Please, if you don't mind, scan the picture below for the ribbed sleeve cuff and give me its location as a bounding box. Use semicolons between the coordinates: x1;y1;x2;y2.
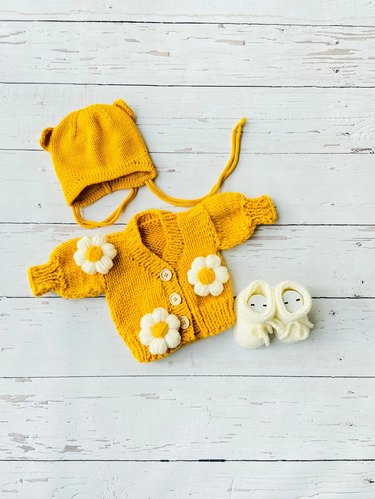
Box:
243;195;277;226
28;260;64;297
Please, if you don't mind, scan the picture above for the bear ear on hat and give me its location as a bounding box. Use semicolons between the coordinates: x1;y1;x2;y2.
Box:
113;99;136;121
40;127;54;151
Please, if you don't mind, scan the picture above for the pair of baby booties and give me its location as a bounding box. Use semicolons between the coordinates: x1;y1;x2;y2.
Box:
234;280;314;349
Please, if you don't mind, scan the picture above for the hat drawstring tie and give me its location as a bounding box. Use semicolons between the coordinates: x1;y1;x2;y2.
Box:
145;117;246;208
72;187;138;229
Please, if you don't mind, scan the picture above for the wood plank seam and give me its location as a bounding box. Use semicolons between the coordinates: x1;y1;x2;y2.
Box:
3;20;375;29
1;458;375;462
2;82;375;89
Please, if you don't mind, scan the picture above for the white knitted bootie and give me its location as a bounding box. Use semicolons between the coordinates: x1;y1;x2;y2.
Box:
234;280;276;349
271;281;314;344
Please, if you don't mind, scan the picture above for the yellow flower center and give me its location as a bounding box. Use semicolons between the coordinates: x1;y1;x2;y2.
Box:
151;321;169;338
198;267;216;285
86;245;103;262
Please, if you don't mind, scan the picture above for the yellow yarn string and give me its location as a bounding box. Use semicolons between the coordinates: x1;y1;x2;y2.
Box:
145;117;246;207
72;187;139;229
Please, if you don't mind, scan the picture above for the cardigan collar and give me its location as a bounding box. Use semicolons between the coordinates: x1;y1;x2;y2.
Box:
126;209;185;276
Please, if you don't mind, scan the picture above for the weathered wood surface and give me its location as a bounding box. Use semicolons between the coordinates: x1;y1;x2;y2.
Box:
2;23;375;86
1;461;375;499
2;85;374;154
2;151;375;225
2;0;375;26
1;1;374;496
1;376;374;460
3;224;373;297
1;297;374;377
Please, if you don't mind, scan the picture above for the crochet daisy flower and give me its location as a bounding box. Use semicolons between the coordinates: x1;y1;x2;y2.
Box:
73;234;117;275
139;307;181;355
187;254;229;297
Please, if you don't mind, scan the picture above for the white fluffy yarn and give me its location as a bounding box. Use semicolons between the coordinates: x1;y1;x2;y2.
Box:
234;280;276;349
270;280;314;344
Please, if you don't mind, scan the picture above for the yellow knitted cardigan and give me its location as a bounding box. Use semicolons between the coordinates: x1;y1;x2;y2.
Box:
28;192;277;362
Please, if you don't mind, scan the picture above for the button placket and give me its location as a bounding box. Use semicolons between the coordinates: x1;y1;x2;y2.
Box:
158;267;193;337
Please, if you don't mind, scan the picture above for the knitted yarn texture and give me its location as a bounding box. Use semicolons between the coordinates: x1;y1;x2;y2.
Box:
234;280;276;349
40;99;156;227
28;192;277;362
234;279;313;349
270;280;314;343
40;99;247;228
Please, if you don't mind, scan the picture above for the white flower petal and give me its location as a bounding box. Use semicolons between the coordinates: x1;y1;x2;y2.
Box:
140;313;155;330
91;234;106;247
95;255;113;275
187;269;198;285
81;260;97;275
214;265;229;283
165;314;180;330
205;254;221;269
149;337;168;355
208;280;224;297
101;243;117;259
165;329;181;349
194;282;210;297
152;307;168;323
191;256;207;271
139;328;154;346
77;236;92;251
73;249;86;265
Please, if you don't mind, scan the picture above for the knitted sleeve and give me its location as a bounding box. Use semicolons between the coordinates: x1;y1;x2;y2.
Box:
28;238;106;298
202;192;277;250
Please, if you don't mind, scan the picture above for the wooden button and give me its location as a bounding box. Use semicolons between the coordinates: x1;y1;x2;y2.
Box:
160;268;172;281
179;316;190;330
169;292;182;306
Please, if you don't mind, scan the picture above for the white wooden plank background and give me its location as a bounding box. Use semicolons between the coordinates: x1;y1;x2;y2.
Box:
0;2;374;498
2;0;375;25
1;462;375;499
2;22;375;86
2;297;374;377
0;377;374;460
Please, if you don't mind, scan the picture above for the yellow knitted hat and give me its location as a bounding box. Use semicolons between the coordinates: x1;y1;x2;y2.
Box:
40;99;246;228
